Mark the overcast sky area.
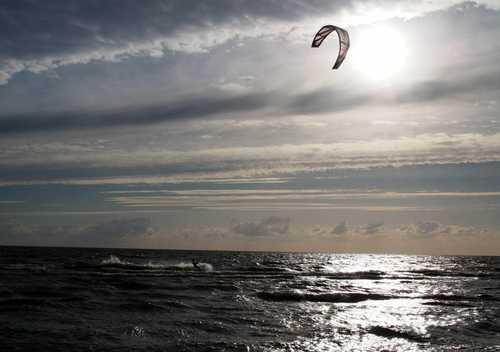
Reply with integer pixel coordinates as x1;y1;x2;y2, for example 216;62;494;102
1;0;500;254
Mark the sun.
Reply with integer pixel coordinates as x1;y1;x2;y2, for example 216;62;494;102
352;25;409;81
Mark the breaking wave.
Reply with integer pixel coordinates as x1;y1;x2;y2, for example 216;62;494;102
98;255;213;272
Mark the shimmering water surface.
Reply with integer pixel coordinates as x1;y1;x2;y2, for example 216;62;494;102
1;247;500;351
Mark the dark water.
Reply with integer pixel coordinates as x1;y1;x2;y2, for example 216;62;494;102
1;247;500;351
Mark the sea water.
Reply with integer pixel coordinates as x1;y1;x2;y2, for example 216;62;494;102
1;246;499;351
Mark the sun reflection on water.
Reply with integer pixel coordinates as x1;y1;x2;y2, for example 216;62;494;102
259;254;491;352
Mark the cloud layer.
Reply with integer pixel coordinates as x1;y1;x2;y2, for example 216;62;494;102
2;132;500;184
4;0;496;84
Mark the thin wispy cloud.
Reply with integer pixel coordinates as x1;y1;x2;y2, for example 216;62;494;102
2;132;500;183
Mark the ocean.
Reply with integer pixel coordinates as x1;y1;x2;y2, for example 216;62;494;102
1;246;499;351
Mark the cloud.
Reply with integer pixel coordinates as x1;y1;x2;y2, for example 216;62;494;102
286;88;373;115
0;222;72;243
179;226;228;240
0;92;270;134
0;217;155;246
310;225;329;236
3;67;500;134
1;1;500;195
395;73;500;104
332;220;348;235
1;2;500;136
398;221;487;237
311;221;387;239
306;220;491;242
0;0;351;84
307;221;382;238
362;222;384;234
231;216;290;237
82;217;155;242
416;221;443;235
1;1;498;85
2;132;500;184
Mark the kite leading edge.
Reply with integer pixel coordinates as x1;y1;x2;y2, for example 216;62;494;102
312;25;350;70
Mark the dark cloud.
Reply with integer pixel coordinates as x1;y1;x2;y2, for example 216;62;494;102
0;92;269;134
395;72;500;104
232;216;290;237
0;86;368;134
0;0;348;62
289;69;500;115
3;67;499;135
286;89;372;115
0;84;372;135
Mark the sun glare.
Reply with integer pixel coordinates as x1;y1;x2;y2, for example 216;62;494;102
352;25;409;81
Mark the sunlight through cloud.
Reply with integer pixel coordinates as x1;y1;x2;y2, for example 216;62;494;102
352;25;410;81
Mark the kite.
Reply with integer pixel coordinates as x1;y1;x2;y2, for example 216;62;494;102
312;25;350;69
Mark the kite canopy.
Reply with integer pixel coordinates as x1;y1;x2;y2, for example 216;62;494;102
312;25;350;69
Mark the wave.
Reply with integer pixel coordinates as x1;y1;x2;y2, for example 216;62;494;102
113;279;156;291
100;293;195;310
118;301;166;312
470;321;500;334
18;286;80;299
100;255;164;269
227;266;384;279
72;255;214;272
0;298;48;306
235;265;300;273
422;293;499;303
422;301;474;307
257;290;497;305
408;269;478;278
0;298;59;311
368;326;428;343
323;270;385;279
256;291;391;303
0;264;48;272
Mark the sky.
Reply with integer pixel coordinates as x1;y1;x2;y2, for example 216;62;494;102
1;0;500;254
